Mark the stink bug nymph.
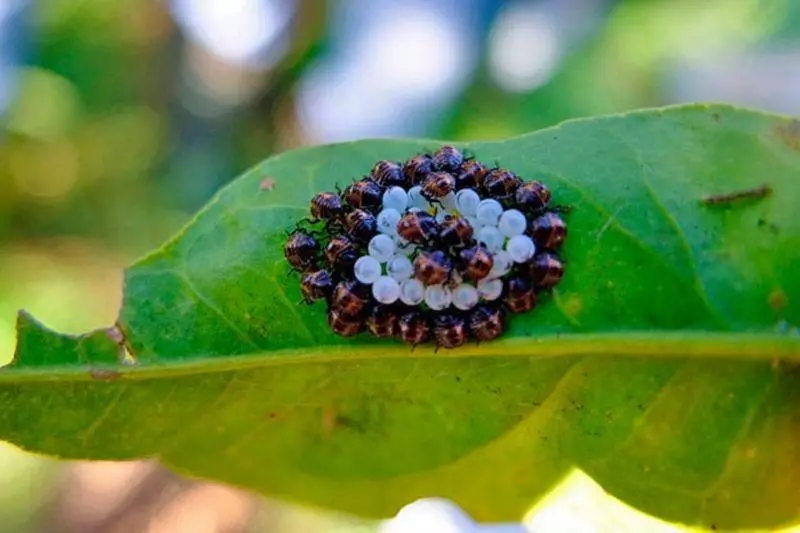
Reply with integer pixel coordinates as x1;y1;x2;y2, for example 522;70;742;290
331;280;371;317
528;252;564;289
396;211;439;244
301;270;334;304
403;153;433;185
344;179;383;211
455;159;488;190
310;192;345;221
459;244;494;282
324;234;358;272
284;230;319;272
432;145;465;172
371;160;407;188
422;171;456;202
433;313;468;350
469;305;505;342
529;212;567;250
504;275;537;313
344;209;378;242
328;307;363;337
398;310;430;346
366;305;399;338
414;250;453;286
439;215;474;248
515;181;551;213
483;168;522;201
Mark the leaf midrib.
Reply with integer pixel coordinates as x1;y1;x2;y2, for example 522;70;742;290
2;331;797;382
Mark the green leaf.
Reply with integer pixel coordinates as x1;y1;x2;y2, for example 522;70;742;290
2;104;799;530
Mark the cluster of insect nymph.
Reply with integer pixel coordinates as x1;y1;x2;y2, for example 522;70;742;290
283;144;568;350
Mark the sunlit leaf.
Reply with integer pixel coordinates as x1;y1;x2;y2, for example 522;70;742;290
2;104;799;531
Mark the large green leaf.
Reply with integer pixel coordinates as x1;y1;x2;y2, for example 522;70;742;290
2;104;799;531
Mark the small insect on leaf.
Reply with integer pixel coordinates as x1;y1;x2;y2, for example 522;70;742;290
259;177;277;191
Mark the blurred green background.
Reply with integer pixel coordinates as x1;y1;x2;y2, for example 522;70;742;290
1;0;799;531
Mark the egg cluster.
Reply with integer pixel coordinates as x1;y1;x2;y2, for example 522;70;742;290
283;145;567;349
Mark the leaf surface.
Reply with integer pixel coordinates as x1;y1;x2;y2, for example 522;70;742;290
2;104;800;530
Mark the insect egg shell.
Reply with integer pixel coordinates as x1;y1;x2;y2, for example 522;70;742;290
387;255;414;280
498;209;527;237
399;278;425;305
407;185;431;211
441;191;458;212
354;255;382;284
452;284;479;310
372;275;401;304
488;250;513;279
425;284;453;310
477;278;503;301
368;234;396;263
383;186;409;212
455;189;481;216
506;234;536;263
476;198;504;226
377;208;401;235
476;226;504;253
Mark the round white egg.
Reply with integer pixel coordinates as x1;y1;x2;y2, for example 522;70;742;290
425;284;452;311
399;278;425;305
354;256;382;284
477;278;503;301
368;234;396;263
476;198;503;226
452;284;479;310
498;209;527;237
372;276;401;304
506;234;536;263
382;186;409;212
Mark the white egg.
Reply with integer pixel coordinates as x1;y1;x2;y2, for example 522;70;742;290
498;209;527;237
407;185;430;211
476;226;505;253
354;256;382;284
382;186;409;212
441;191;458;212
476;198;503;226
399;278;425;305
387;255;414;281
368;234;396;263
506;234;536;263
425;284;452;310
372;276;401;304
488;250;513;279
455;189;481;216
477;278;503;301
452;284;479;310
377;208;401;236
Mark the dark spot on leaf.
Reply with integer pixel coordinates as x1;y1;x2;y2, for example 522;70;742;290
712;112;721;123
769;289;788;312
89;368;121;382
701;183;771;206
266;412;279;420
774;119;800;151
755;218;780;235
454;375;461;382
